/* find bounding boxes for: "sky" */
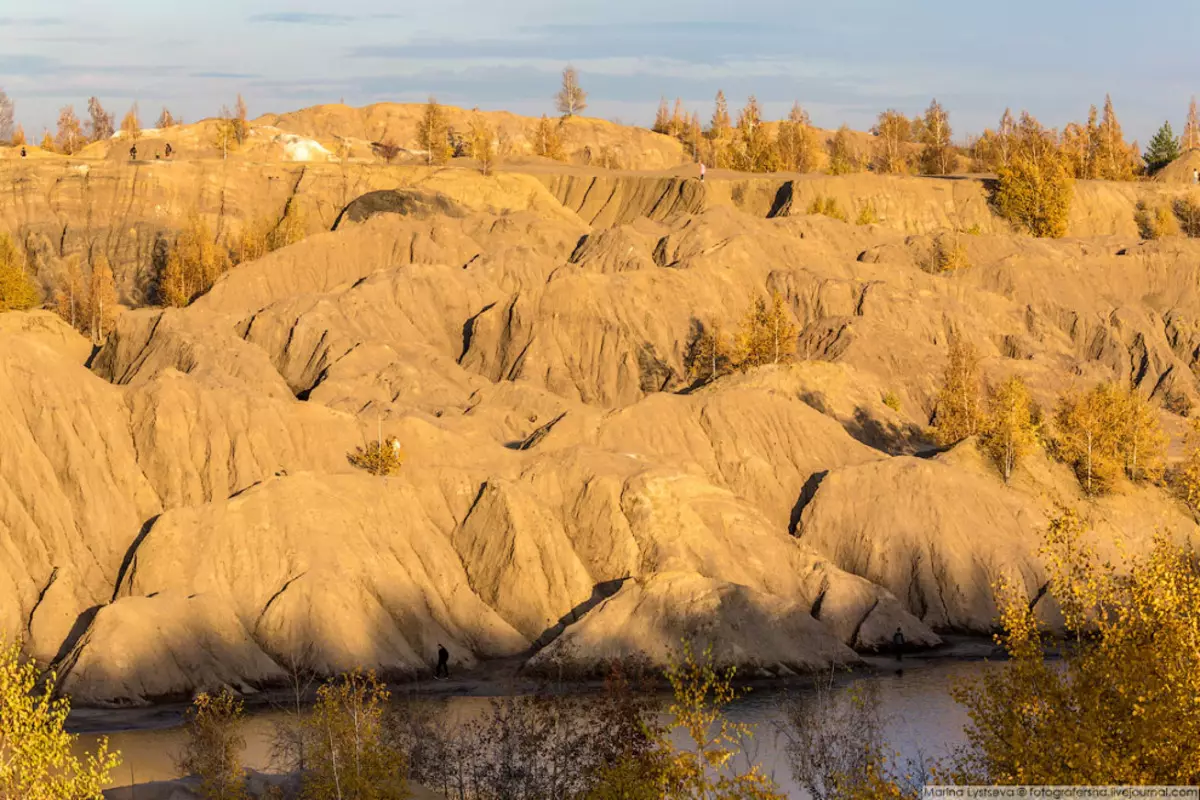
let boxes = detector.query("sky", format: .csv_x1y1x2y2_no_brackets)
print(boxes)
2,0,1199,143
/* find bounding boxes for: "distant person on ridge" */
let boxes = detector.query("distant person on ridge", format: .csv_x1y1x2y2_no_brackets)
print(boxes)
20,147,25,158
435,643,450,678
699,162,706,182
893,626,906,660
129,144,137,161
165,143,173,159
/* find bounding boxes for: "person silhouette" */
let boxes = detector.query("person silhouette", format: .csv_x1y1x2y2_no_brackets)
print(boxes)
165,142,173,159
893,626,906,661
129,144,137,161
435,643,450,678
20,147,25,158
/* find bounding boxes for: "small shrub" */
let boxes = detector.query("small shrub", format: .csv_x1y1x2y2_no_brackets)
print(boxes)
1174,195,1200,237
855,203,880,226
593,145,623,170
807,195,848,222
1135,199,1180,239
882,391,902,412
962,223,983,236
375,138,401,164
925,232,971,273
1165,390,1194,418
233,204,308,265
349,437,405,476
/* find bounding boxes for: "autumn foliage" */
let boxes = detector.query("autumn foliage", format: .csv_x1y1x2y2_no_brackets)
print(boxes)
1052,383,1165,495
951,511,1200,783
349,438,406,476
0,640,121,799
160,214,231,307
0,233,37,313
176,688,250,800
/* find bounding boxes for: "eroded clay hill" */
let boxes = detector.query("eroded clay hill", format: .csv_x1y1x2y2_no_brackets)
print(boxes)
3,158,1200,706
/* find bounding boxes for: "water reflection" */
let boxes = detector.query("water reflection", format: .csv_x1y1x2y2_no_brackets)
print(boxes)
73,657,995,797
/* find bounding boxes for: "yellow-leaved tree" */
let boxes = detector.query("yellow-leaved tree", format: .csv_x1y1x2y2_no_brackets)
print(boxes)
87,254,119,343
659,644,784,799
468,111,497,176
233,202,308,265
50,257,86,330
589,644,784,799
734,292,797,370
980,375,1038,482
0,232,37,313
933,334,983,445
872,109,912,174
531,114,566,161
0,640,121,799
159,214,230,307
1052,383,1124,494
1176,418,1200,511
826,125,862,175
951,510,1200,783
732,96,775,173
176,688,249,800
417,97,452,166
707,90,733,169
120,102,141,143
56,105,84,155
917,98,954,176
214,105,239,159
1052,383,1165,494
1118,387,1166,483
775,102,820,173
991,112,1073,238
302,670,408,800
688,322,734,384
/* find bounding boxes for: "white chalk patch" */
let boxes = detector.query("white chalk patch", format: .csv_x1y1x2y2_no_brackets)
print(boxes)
276,133,334,162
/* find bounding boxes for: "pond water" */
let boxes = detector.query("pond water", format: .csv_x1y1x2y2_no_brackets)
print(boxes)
71,647,998,798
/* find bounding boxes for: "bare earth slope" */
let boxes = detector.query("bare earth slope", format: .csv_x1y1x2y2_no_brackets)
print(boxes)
3,148,1200,705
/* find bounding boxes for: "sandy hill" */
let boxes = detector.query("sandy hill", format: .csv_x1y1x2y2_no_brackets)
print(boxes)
2,129,1200,705
1153,149,1200,184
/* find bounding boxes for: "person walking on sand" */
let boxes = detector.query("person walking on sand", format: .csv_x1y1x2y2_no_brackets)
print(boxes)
893,626,906,660
129,144,137,161
1192,168,1197,185
435,643,450,679
699,161,706,182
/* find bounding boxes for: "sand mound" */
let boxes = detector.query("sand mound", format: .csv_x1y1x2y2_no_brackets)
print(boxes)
1153,149,1200,184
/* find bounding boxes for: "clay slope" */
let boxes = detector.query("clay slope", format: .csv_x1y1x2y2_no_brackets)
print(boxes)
5,165,1200,706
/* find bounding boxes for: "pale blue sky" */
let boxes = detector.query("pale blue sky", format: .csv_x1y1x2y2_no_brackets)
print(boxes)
1,0,1197,142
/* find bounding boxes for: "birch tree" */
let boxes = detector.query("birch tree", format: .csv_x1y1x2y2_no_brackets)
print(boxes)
555,66,587,117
